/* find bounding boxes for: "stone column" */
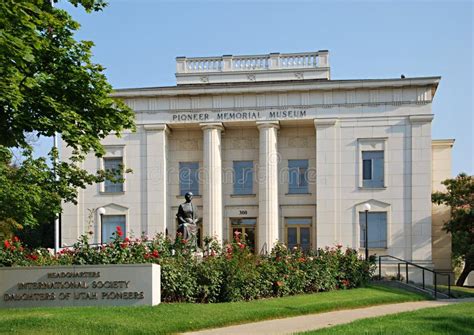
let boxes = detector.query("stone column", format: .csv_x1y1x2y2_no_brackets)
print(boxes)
257,121,280,253
201,123,224,243
314,118,340,248
144,124,169,236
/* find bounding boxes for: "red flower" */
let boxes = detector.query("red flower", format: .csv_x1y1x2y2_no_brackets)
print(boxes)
4,240,11,249
27,254,38,261
120,243,127,249
152,250,159,258
297,257,305,263
238,243,245,250
13,236,19,242
124,237,130,243
116,226,123,237
182,239,188,244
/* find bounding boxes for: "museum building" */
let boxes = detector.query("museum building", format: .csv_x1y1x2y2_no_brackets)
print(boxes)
61,51,454,273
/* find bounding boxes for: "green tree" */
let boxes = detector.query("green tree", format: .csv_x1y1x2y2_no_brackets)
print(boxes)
432,173,474,286
0,0,135,235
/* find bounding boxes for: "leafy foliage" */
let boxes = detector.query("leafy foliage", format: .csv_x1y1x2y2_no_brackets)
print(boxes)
0,147,127,233
0,0,134,153
0,231,376,303
0,0,135,231
432,173,474,286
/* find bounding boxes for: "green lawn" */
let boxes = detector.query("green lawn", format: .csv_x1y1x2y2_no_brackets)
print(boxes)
442,285,474,298
0,285,426,335
304,302,474,335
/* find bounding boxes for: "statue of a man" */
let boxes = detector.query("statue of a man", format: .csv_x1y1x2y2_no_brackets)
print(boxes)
176,192,198,249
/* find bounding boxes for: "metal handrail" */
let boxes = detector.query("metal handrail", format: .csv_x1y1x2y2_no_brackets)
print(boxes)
378,255,451,299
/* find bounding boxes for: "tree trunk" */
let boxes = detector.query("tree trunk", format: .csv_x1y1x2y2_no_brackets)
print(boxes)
456,262,472,286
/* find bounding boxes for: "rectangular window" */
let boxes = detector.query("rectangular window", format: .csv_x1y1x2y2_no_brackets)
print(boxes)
362,151,384,188
288,159,309,194
359,212,387,248
179,162,199,196
233,161,253,195
104,157,124,193
286,217,312,251
101,215,126,243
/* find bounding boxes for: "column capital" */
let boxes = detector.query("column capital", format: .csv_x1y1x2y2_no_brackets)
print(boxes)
143,123,170,133
314,118,338,128
200,122,224,131
256,120,279,130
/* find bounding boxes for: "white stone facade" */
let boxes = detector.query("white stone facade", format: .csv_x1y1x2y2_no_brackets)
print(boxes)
61,51,453,268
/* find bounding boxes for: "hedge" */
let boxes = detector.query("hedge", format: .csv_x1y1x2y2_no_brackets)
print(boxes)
0,229,376,303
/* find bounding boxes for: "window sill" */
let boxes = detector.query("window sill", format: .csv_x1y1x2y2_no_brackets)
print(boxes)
358,187,387,190
230,194,256,198
285,192,312,196
100,191,125,195
176,195,202,198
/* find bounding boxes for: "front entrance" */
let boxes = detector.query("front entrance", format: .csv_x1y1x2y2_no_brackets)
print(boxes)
230,218,256,252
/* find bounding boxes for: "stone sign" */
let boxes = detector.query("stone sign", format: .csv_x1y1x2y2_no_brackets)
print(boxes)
0,264,160,308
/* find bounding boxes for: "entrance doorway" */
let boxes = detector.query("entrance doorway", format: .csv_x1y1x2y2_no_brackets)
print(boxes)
230,218,256,252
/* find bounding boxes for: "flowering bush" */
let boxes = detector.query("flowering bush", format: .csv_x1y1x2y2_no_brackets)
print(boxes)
0,229,375,303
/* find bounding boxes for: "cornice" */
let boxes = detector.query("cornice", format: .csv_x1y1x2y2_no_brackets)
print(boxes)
112,77,441,98
432,139,455,148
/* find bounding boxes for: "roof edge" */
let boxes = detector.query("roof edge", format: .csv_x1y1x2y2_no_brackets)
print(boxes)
111,76,441,98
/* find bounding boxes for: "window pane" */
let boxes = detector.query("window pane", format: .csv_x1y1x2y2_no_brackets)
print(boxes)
359,212,387,248
288,159,309,193
233,161,253,194
300,227,311,250
179,162,199,195
244,227,256,251
232,218,257,226
287,227,297,248
362,159,372,180
287,218,312,225
104,158,124,193
102,215,126,243
362,151,384,188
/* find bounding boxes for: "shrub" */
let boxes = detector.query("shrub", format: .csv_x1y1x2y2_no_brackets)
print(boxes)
0,229,375,303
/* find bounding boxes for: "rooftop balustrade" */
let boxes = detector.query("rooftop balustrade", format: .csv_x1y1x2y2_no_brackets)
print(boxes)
175,51,330,84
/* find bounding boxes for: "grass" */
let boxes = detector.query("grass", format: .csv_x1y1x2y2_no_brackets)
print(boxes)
303,301,474,335
441,285,474,298
0,285,426,335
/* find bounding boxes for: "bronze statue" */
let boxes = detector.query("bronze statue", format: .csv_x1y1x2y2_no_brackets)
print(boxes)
176,192,198,249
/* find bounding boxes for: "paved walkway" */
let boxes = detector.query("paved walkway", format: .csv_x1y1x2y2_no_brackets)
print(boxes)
185,298,474,335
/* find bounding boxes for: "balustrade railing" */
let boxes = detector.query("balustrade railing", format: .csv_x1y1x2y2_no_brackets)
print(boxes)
176,51,329,74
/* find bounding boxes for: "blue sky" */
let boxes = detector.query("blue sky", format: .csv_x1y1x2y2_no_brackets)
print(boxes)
42,0,473,175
